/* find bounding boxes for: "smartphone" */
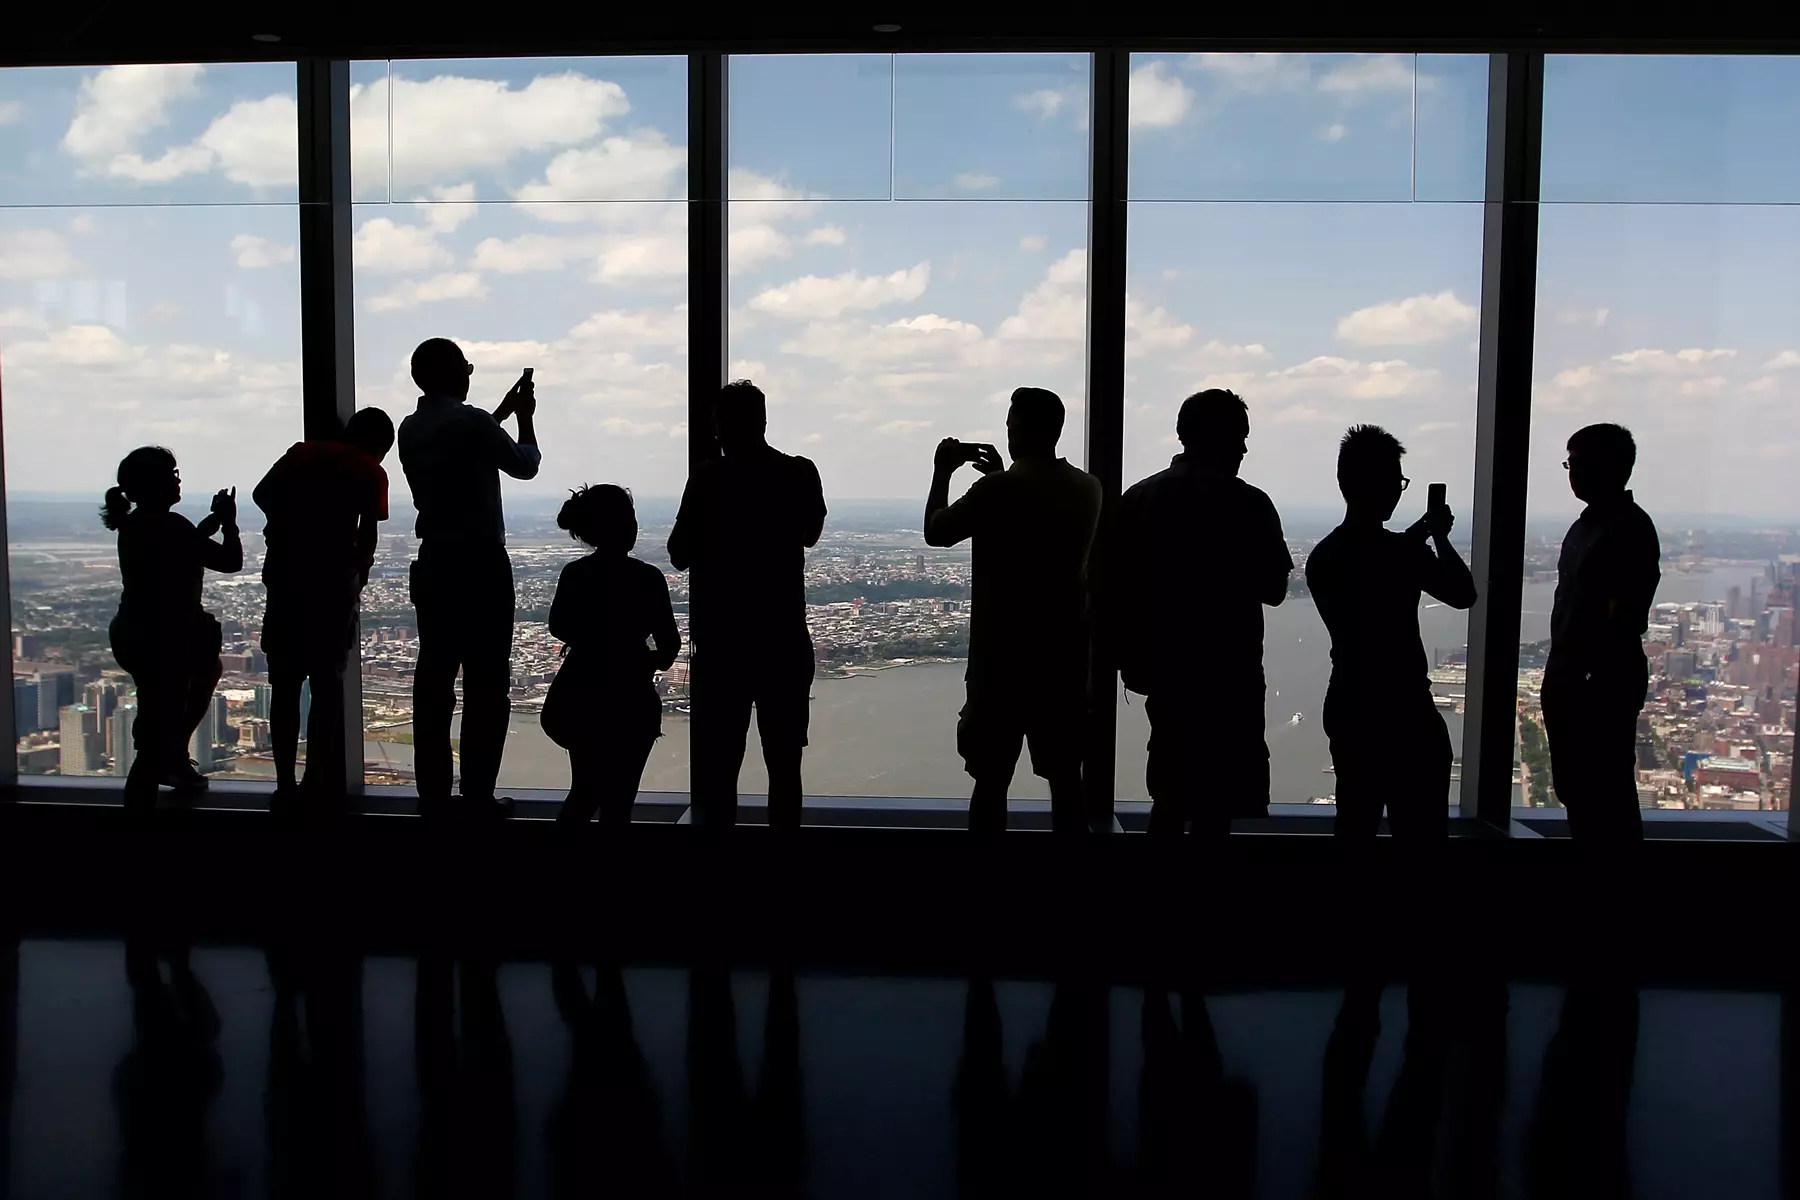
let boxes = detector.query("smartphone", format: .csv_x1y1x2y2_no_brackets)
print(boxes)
521,368,534,383
1428,482,1447,510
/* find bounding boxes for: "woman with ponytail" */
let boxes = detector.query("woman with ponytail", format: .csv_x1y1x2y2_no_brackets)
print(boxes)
102,447,242,809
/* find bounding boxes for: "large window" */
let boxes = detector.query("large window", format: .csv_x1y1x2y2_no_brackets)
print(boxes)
348,56,689,793
724,53,1090,801
1517,56,1800,819
1116,53,1489,810
2,63,301,780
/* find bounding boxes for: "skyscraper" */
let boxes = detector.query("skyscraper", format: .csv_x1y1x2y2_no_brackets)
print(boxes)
254,682,274,721
13,678,38,734
35,672,71,732
111,705,137,777
58,704,97,775
83,680,117,734
190,701,217,774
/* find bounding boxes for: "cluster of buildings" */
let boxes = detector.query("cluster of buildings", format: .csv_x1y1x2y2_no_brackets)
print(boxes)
1516,556,1797,813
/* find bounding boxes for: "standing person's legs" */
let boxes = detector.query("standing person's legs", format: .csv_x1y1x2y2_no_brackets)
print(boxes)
1330,727,1384,840
690,654,754,828
1027,675,1089,833
1587,663,1648,843
178,617,224,763
268,662,304,792
457,548,516,803
559,745,602,825
958,677,1024,832
1385,713,1452,843
1143,692,1190,835
756,642,814,831
596,736,658,831
116,638,178,810
409,557,462,807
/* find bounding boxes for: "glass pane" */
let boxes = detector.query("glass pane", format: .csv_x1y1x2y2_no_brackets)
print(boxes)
726,53,1090,804
729,54,892,200
1542,56,1800,204
1129,53,1484,202
1118,198,1484,811
351,58,689,794
0,62,300,206
4,204,301,777
1520,200,1800,821
349,60,389,203
893,53,1089,200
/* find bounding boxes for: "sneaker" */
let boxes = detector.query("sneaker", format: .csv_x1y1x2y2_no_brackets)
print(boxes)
161,760,210,790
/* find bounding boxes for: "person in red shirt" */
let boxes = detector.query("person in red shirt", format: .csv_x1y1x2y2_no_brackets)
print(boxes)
253,408,394,816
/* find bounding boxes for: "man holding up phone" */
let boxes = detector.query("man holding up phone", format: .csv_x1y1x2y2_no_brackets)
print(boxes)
399,338,541,819
1305,426,1476,841
924,387,1103,832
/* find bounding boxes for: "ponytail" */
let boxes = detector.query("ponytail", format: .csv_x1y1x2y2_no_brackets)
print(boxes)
100,486,133,532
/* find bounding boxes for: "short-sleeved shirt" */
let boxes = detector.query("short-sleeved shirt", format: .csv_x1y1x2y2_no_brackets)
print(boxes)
116,511,243,627
668,447,826,653
1108,457,1291,681
254,440,389,583
398,395,541,546
1306,524,1459,707
548,554,680,688
926,457,1103,681
1548,491,1661,675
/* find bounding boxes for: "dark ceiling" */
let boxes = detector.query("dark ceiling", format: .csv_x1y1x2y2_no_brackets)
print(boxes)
7,0,1800,67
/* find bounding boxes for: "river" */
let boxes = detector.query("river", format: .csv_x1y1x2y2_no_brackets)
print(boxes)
365,564,1768,803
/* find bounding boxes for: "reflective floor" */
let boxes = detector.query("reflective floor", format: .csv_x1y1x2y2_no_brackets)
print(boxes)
0,939,1785,1198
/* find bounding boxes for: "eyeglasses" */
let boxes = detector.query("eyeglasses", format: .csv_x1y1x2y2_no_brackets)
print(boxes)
1399,476,1411,492
1562,459,1571,470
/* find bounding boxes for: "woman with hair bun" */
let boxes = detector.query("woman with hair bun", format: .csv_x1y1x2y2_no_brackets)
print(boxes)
101,447,241,810
541,484,680,828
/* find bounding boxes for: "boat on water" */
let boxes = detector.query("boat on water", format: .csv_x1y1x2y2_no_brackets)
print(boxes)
1289,712,1303,726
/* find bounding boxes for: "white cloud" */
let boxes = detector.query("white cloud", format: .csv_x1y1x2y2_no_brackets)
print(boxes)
1124,296,1192,354
596,227,689,283
876,419,935,436
1318,54,1417,94
1321,123,1348,142
417,182,478,233
1336,290,1478,346
0,101,22,125
67,215,97,235
352,218,452,274
1184,53,1310,93
953,173,1001,191
230,234,295,269
367,272,487,312
1015,89,1068,119
1677,375,1729,396
781,314,984,374
749,263,931,320
62,64,202,165
1019,235,1047,252
1553,366,1598,389
471,232,592,274
196,94,300,187
598,417,670,437
0,229,75,279
1557,307,1611,327
352,71,633,187
803,226,847,247
513,131,687,204
1608,347,1737,373
1130,62,1194,130
0,307,47,330
1763,350,1800,371
997,250,1087,341
569,305,688,346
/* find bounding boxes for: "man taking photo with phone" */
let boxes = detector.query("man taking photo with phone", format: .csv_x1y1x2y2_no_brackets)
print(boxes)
1305,425,1476,841
399,338,541,819
923,387,1103,833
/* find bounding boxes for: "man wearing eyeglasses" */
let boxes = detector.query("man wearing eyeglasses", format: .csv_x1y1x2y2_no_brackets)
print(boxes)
399,337,542,819
1305,425,1477,840
1543,423,1661,843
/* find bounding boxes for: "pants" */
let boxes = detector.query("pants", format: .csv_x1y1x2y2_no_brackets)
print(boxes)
1144,689,1270,832
957,668,1085,832
111,611,222,784
689,642,814,828
411,545,515,802
1542,660,1648,843
1328,697,1452,841
559,737,658,830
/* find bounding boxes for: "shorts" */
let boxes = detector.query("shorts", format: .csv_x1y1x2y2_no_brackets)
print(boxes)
1144,690,1270,819
957,667,1084,781
695,641,815,754
262,571,360,670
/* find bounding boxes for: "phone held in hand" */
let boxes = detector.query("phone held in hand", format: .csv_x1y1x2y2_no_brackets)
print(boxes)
522,368,533,383
1428,482,1446,511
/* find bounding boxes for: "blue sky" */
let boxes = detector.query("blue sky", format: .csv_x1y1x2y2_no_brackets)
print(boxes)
1,53,1796,524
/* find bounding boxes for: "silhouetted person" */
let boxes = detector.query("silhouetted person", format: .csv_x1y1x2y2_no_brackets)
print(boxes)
543,485,680,829
1140,988,1256,1198
253,408,394,818
546,961,677,1198
415,950,516,1198
954,976,1011,1198
102,448,241,811
265,939,372,1199
1306,426,1476,840
1544,423,1661,843
1014,978,1112,1193
668,380,826,829
114,933,222,1200
399,339,540,819
1527,978,1639,1200
924,388,1103,832
1101,389,1291,836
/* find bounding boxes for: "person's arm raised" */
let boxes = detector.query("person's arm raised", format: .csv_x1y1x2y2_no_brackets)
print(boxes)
486,378,541,481
200,487,243,573
924,439,997,548
1416,507,1477,610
